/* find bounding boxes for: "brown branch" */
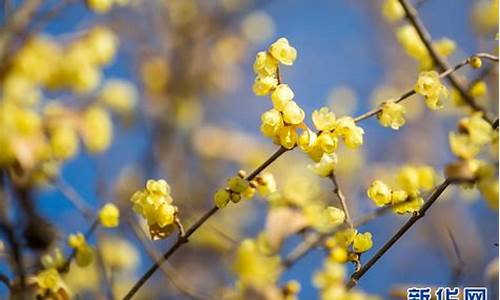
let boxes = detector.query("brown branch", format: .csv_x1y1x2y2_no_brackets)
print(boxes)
353,53,499,123
328,172,353,227
398,0,494,124
122,146,290,299
346,180,452,289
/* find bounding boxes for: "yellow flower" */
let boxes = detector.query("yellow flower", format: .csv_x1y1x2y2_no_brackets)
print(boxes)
36,268,62,293
99,203,120,228
278,125,298,149
260,109,283,138
86,0,113,13
68,232,94,267
256,173,278,197
214,188,231,208
282,101,305,125
417,166,435,191
470,81,487,98
253,51,278,77
397,25,428,65
253,76,278,96
50,126,79,160
130,179,178,239
85,26,118,66
317,132,338,154
335,116,364,149
298,127,317,151
378,101,406,129
81,105,113,153
233,239,281,287
396,166,420,194
415,71,448,110
308,153,338,177
382,0,405,22
313,261,345,289
459,112,494,146
2,73,41,106
478,178,499,210
269,37,297,65
434,38,456,57
449,132,481,159
98,79,137,115
304,204,345,233
353,232,373,253
271,84,294,111
391,189,409,205
334,228,357,248
367,180,392,206
393,196,424,214
312,107,337,131
329,247,348,263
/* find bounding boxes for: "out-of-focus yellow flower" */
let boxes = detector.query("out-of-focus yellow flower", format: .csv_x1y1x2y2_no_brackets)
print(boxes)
333,228,357,248
304,204,345,233
98,79,137,115
256,173,278,197
253,76,278,96
434,38,456,58
353,232,373,253
396,166,421,195
36,268,63,294
471,0,499,33
417,166,435,191
460,112,494,146
312,107,337,131
415,71,448,110
449,132,481,159
308,153,338,177
269,37,297,66
49,126,79,160
81,105,113,153
141,56,170,93
367,180,392,207
313,261,345,290
130,179,178,240
85,26,118,66
233,239,281,288
99,203,120,228
86,0,113,13
378,101,406,130
2,73,41,106
68,232,94,267
254,51,278,78
100,236,139,270
271,84,294,111
478,177,499,210
470,81,487,98
397,25,429,66
382,0,405,22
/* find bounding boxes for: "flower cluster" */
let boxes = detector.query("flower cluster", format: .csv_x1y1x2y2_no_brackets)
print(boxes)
396,25,456,70
367,165,436,214
414,71,448,110
130,179,179,240
35,268,68,298
449,112,495,159
68,232,94,267
214,171,257,208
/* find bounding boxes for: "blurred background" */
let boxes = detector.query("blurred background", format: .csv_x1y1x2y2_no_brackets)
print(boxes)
0,0,498,299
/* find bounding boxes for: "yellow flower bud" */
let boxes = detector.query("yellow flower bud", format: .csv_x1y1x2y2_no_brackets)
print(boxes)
214,188,231,208
228,176,249,194
253,51,278,77
308,153,338,177
271,84,294,111
317,132,338,154
260,109,283,138
470,56,482,69
253,76,278,96
282,101,305,125
382,0,405,22
277,126,297,149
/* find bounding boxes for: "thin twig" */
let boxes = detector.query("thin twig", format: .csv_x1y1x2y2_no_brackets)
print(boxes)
122,146,290,299
446,228,464,285
353,53,499,123
328,172,353,227
398,0,494,124
346,180,451,289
